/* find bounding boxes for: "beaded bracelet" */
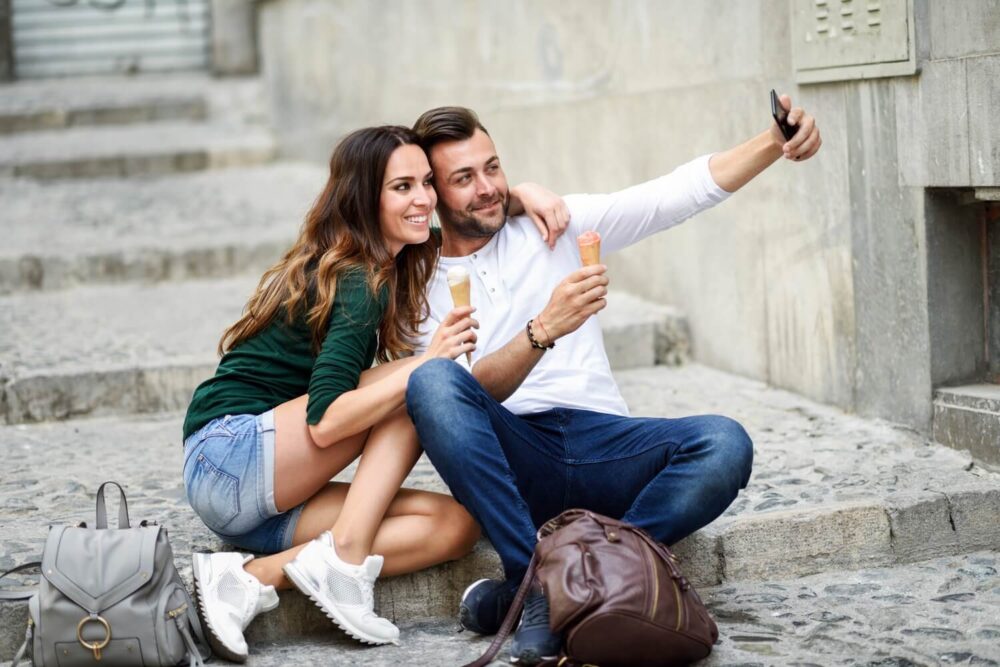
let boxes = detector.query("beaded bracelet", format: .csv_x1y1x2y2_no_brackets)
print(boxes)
526,319,555,350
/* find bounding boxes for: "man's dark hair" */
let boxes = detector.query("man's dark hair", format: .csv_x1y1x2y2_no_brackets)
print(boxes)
412,106,489,154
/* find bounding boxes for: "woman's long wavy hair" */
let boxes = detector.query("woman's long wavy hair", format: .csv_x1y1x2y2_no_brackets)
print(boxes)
218,126,438,362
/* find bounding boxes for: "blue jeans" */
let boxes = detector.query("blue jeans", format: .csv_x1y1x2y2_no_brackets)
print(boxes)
406,359,753,583
183,411,304,553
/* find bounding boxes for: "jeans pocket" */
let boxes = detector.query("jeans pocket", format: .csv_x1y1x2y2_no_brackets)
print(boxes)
186,451,241,534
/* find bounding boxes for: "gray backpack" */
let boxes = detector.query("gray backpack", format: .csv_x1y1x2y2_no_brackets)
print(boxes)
0,482,209,666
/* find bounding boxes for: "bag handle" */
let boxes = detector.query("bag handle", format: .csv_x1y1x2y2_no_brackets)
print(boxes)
462,554,539,667
95,480,131,529
0,561,42,600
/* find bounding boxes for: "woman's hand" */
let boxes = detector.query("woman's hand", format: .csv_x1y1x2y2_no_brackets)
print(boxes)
425,306,479,360
509,182,570,250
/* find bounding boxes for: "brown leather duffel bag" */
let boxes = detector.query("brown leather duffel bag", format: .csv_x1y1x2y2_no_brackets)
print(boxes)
465,509,718,667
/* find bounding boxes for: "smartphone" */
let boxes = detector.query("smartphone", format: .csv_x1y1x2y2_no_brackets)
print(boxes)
770,89,797,141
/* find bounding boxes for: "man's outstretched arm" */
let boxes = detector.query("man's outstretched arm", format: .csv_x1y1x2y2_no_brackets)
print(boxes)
710,95,821,193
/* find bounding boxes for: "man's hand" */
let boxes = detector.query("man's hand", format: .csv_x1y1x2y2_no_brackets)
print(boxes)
535,265,609,344
770,94,822,162
509,182,571,250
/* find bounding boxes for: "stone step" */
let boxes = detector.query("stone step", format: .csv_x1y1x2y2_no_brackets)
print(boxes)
0,163,327,294
0,276,681,424
934,384,1000,466
0,121,277,180
0,73,265,135
1,365,998,656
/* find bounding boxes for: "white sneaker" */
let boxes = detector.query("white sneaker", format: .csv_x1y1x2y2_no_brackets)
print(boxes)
282,531,399,645
192,552,280,663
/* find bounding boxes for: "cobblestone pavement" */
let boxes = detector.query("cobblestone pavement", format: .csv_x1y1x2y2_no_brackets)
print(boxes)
4,550,998,666
617,365,999,518
2,364,998,664
219,551,1000,666
2,364,996,574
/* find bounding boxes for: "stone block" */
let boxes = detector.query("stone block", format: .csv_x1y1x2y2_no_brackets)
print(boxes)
654,308,691,366
671,526,723,589
2,365,215,425
885,490,958,563
934,385,1000,465
598,291,677,371
945,481,1000,552
895,59,971,188
967,54,1000,188
926,1,1000,60
847,79,933,430
717,503,893,581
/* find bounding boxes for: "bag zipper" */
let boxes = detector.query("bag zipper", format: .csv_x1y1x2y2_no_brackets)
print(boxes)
641,543,659,621
673,578,684,631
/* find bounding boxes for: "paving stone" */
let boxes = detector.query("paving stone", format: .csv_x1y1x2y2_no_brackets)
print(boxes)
0,164,326,293
0,277,678,423
2,365,998,657
0,121,276,180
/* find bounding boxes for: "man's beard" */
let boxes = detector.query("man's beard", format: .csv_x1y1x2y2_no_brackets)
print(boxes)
438,191,510,239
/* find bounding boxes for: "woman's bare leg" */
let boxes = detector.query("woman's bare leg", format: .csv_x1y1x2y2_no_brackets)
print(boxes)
269,357,412,512
245,358,478,587
246,484,480,589
329,402,422,564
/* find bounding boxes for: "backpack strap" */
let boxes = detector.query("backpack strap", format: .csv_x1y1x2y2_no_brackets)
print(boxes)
95,480,131,529
462,554,539,667
0,561,42,600
11,615,32,667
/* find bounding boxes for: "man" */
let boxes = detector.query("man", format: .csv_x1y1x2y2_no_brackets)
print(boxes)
406,101,821,664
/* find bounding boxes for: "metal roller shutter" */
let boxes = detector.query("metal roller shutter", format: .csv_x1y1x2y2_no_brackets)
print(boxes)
12,0,211,78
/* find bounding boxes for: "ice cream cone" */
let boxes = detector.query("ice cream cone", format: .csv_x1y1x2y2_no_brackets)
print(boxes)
447,265,473,364
577,231,601,266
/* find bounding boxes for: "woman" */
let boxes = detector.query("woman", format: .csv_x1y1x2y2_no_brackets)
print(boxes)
182,125,564,661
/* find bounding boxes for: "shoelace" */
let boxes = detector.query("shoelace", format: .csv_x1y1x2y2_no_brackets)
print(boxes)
357,572,378,617
520,592,550,629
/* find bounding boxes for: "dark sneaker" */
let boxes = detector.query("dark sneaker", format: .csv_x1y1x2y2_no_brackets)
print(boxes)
459,578,518,635
509,585,561,665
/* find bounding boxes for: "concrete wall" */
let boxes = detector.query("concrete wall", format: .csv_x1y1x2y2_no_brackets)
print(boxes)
256,0,1000,430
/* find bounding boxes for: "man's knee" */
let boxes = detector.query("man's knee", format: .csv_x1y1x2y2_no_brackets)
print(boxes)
406,358,480,457
406,358,469,412
699,415,754,488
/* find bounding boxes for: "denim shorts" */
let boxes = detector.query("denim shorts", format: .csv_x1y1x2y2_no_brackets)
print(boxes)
182,410,303,553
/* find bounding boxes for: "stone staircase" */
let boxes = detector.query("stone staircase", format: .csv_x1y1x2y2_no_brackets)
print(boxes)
1,75,999,665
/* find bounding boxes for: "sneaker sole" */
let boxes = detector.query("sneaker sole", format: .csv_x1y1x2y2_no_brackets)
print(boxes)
510,650,558,665
458,578,492,634
192,554,249,664
282,560,398,646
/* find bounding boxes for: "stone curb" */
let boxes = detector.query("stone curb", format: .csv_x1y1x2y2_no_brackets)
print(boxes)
0,309,682,425
2,483,997,654
0,239,292,294
0,143,276,180
0,97,207,135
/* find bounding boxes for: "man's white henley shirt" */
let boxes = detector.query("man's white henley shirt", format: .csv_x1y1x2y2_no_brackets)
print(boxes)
414,154,731,417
